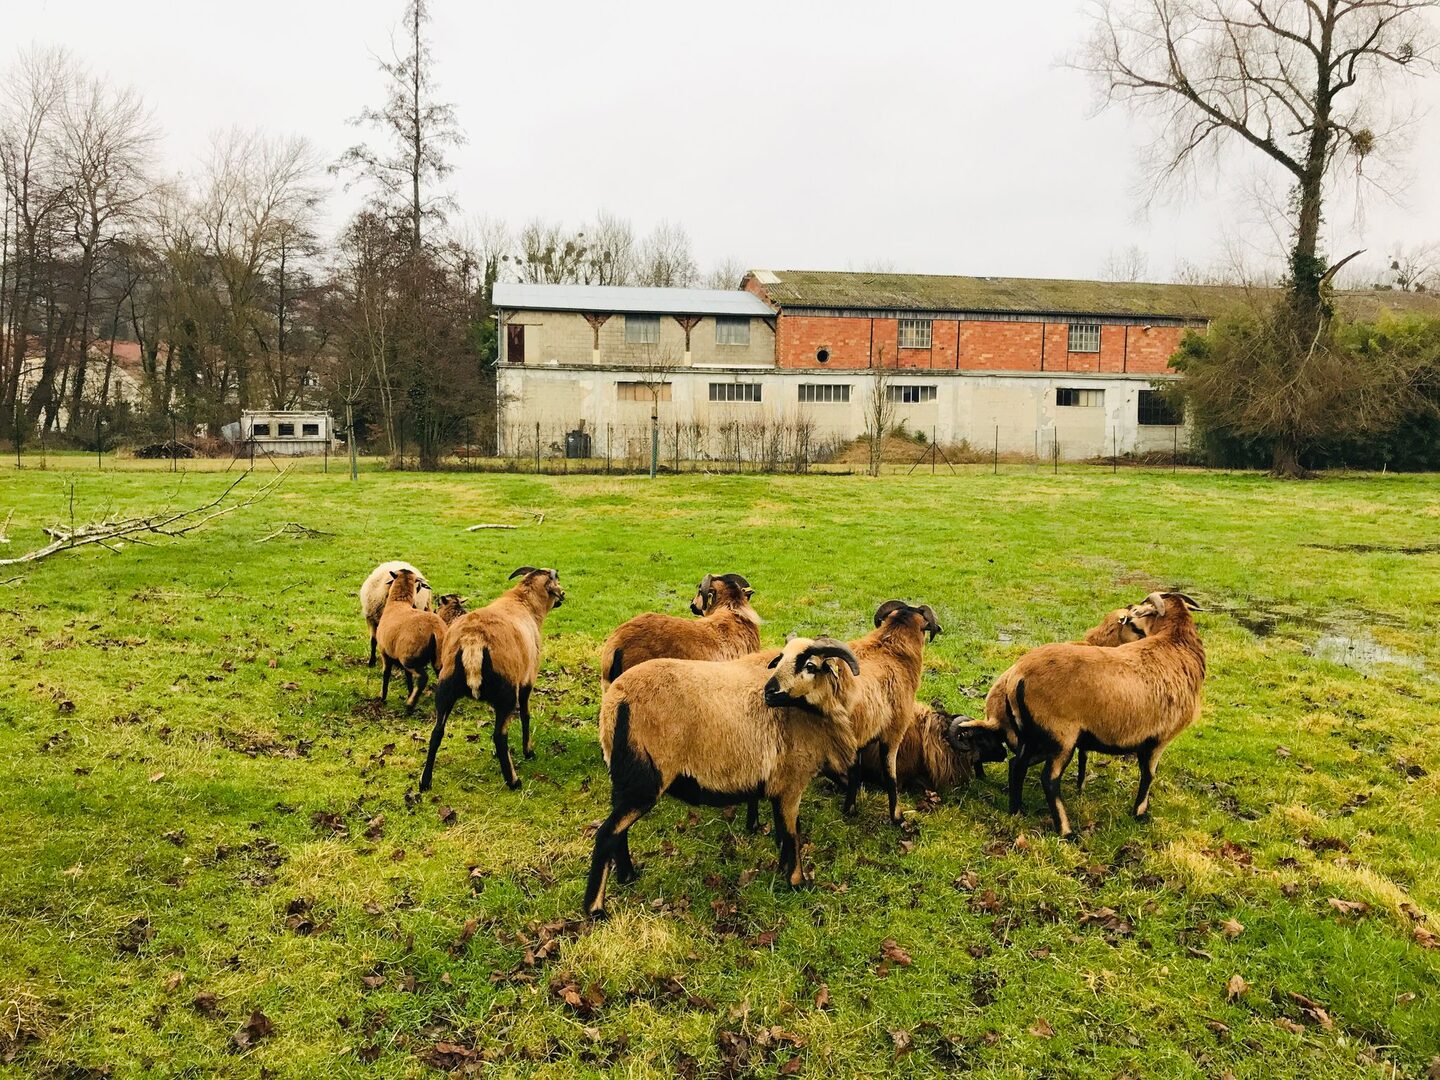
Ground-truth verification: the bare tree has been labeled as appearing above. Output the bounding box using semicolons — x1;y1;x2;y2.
702;255;748;290
633;343;680;477
334;0;463;250
1100;243;1150;282
1079;0;1438;325
864;345;896;477
514;218;590;284
636;220;698;287
1382;241;1438;290
585;210;637;285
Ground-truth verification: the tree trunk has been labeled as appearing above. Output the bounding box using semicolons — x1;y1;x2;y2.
1270;434;1311;479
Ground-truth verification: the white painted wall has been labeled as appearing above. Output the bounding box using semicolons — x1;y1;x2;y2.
496;367;1189;460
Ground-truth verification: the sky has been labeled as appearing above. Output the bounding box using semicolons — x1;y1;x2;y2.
10;0;1440;283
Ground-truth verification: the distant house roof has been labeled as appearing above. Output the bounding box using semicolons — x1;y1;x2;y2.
743;269;1440;322
492;283;775;317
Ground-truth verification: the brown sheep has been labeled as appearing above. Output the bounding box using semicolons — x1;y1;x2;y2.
585;636;861;919
838;600;942;825
958;591;1205;839
419;567;565;792
360;560;432;665
599;573;760;692
435;594;468;624
375;569;449;713
859;703;1008;793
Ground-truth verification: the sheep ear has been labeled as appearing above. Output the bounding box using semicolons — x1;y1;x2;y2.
388;571;397;581
766;653;783;669
743;588;755;600
785;631;798;643
509;566;538;580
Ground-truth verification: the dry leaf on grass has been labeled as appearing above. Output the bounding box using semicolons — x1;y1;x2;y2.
1226;974;1248;1002
1029;1017;1055;1038
1220;919;1244;939
1327;897;1369;916
880;939;913;966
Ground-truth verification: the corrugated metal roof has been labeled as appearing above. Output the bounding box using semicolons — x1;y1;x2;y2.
745;269;1440;321
492;283;775;317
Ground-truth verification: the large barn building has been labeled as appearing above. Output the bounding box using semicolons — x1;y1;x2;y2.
491;270;1424;462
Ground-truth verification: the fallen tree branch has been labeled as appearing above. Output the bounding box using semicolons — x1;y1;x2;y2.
255;522;331;543
464;512;545;532
0;470;289;568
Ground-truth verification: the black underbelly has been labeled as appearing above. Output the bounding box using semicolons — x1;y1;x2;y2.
666;775;765;807
1077;733;1147;756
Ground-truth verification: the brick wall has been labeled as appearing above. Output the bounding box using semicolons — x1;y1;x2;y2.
774;310;1193;376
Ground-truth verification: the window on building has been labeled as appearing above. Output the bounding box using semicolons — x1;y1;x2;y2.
715;316;751;346
625;315;660;344
1056;387;1104;408
886;385;938;404
617;381;672;402
898;318;932;349
302;422;320;436
798;383;851;403
251;422;271;437
1138;389;1183;425
1068;323;1101;353
709;382;762;403
300;371;319;388
278;422;296;436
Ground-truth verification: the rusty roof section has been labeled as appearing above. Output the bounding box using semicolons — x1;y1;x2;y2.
744;269;1440;321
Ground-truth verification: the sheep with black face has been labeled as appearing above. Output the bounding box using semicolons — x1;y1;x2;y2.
858;702;1009;794
584;636;860;919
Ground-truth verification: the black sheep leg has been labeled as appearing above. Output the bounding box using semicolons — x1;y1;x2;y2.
380;656;393;702
614;830;639;884
1008;747;1038;813
1076;748;1089;791
1039;747;1076;839
405;667;428;714
368;634;378;666
771;791;805;886
842;759;863;814
1134;739;1163;818
880;741;902;824
745;798;761;833
419;670;464;792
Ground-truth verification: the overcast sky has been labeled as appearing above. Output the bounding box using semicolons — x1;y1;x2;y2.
12;0;1440;282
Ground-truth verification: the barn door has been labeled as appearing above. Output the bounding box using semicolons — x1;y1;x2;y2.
507;324;526;364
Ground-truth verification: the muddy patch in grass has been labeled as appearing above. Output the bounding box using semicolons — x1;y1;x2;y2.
1306;541;1440;555
1307;633;1424;672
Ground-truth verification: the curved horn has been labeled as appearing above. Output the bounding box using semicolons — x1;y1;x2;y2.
720;573;751;589
943;715;970;752
509;566;539;580
918;604;942;640
1141;591;1168;616
873;599;908;627
801;637;860;675
698;573;715;593
1166;592;1202;612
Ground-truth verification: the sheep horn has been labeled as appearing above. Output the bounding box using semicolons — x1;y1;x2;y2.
509;566;539;580
1141;591;1168;616
873;600;908;627
698;573;715;592
943;716;970;752
720;573;751;589
918;604;942;640
801;637;860;675
1166;592;1202;611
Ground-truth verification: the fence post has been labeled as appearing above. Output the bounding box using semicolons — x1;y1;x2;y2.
534;421;541;473
1113;429;1117;474
96;419;103;471
1052;435;1059;475
251;433;256;469
398;417;405;471
1173;427;1178;473
323;430;329;474
993;425;998;475
674;421;680;474
606;423;611;474
172;414;178;473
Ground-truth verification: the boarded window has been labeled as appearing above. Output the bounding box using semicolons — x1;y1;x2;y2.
617;381;672;402
625;315;660;344
1138;389;1183;425
798;383;851;403
251;422;271;436
302;422;320;436
506;324;526;364
898;319;932;349
1056;387;1104;408
1067;323;1101;353
709;382;762;403
715;316;750;345
886;385;938;404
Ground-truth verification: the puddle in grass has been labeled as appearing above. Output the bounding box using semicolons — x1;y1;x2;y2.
1308;633;1424;672
1307;541;1440;555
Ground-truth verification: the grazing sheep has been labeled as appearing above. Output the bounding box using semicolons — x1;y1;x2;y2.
376;569;448;713
958;591;1205;840
585;636;861;919
599;573;760;692
839;600;943;825
1073;605;1146;788
360;560;432;666
419;567;566;792
858;702;1008;793
435;594;468;624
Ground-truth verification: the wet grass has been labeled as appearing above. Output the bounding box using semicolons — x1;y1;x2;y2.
2;464;1439;1078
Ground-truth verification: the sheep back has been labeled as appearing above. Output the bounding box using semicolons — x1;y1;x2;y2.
361;561;431;629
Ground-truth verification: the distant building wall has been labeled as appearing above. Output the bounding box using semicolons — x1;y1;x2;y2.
501;310;775;368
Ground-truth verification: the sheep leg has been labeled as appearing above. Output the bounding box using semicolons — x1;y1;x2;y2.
584;808;644;919
380;656;393;702
772;791;805;887
368;633;378;667
842;759;863;814
614;830;640;884
745;798;761;834
404;667;429;714
1040;748;1077;840
519;684;535;759
492;690;521;790
1133;740;1163;819
1076;749;1088;791
1008;747;1039;813
401;666;415;698
419;674;462;792
882;741;903;825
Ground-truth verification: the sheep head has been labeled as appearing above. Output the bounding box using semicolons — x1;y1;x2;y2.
1128;591;1202;635
386;568;426;603
1086;606;1148;645
435;594;468;623
690;573;754;616
873;600;943;641
510;566;566;608
942;714;1009;765
763;636;860;714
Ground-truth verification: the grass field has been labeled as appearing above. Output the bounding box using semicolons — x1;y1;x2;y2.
2;462;1438;1078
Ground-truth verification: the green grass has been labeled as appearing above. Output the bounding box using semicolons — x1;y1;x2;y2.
2;463;1438;1078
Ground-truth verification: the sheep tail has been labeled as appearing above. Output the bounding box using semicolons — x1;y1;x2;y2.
1001;679;1030;752
606;647;625;685
463;641;492;698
